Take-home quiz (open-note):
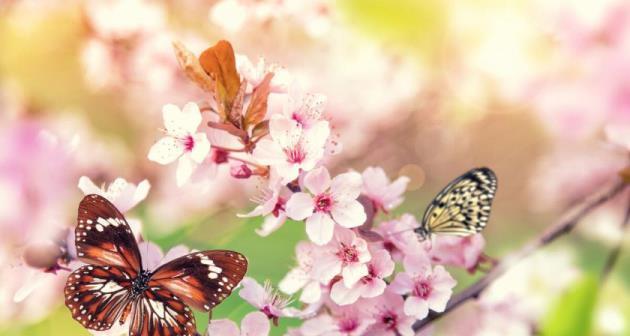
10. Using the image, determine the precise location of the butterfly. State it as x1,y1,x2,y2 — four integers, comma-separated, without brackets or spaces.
65,194,248,335
415,167,497,240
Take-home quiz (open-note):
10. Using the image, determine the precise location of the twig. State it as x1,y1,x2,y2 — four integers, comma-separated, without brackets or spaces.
413,179,628,333
600,192,630,282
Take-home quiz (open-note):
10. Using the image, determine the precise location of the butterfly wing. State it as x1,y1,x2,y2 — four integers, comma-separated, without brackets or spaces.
419,167,497,237
129,287,197,336
148,250,248,312
76,194,143,277
64,265,134,331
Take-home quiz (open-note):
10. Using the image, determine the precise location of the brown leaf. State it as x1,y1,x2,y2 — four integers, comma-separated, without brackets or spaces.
620,166,630,183
244,72,274,129
228,80,248,128
251,120,269,140
172,41,215,93
199,40,241,117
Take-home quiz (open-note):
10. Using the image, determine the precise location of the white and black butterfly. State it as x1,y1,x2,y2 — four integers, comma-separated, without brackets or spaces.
65,194,248,335
415,167,497,240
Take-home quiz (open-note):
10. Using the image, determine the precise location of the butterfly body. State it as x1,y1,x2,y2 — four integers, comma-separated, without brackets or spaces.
415,167,497,240
65,194,247,335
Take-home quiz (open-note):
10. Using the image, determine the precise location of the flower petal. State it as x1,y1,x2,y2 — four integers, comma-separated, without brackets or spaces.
303,167,331,195
238,277,266,308
305,212,335,245
331,171,363,201
269,114,301,148
330,280,362,305
206,319,240,336
255,214,287,237
240,311,271,336
286,193,315,220
163,102,202,136
252,138,285,165
404,296,429,319
189,132,211,163
342,262,368,287
176,154,198,187
148,136,184,164
77,176,101,195
331,200,366,228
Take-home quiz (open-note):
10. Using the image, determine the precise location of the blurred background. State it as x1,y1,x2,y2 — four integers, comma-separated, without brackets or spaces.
1,0,629,335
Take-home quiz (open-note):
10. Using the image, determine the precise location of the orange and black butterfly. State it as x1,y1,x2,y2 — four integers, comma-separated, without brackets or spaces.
65,194,248,335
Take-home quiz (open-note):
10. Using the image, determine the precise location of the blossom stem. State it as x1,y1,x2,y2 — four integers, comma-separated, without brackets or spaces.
412,178,629,333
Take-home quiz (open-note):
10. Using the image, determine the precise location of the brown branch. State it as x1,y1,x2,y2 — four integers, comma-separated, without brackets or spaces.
413,178,628,333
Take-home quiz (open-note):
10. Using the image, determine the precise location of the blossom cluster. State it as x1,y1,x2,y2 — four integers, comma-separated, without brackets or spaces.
145,39,488,335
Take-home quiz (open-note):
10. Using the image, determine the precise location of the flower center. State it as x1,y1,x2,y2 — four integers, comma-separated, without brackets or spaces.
338,318,359,332
381,311,398,330
272,197,286,217
314,194,333,212
336,243,359,264
183,135,195,151
412,279,432,299
285,145,306,163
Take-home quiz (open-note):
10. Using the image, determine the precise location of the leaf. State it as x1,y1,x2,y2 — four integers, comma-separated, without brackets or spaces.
172,41,215,93
540,274,599,336
244,72,274,129
199,40,241,119
228,80,247,128
251,120,269,140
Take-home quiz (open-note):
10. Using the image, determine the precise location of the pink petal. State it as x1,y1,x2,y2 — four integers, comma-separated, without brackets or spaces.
300,281,322,304
269,114,301,148
189,132,211,163
240,311,271,336
207,319,240,336
238,277,266,308
403,253,432,276
331,200,366,228
432,265,457,289
77,176,102,195
252,138,285,165
302,120,330,152
404,296,429,319
163,103,202,136
330,280,362,305
148,136,184,164
176,154,197,187
303,167,331,195
330,171,362,202
362,278,386,298
389,272,414,295
305,212,335,245
286,193,315,220
255,214,287,237
427,288,452,312
279,268,309,295
342,262,368,287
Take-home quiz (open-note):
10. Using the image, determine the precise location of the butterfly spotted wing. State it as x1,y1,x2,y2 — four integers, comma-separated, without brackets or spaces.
415,167,497,239
75,194,142,276
65,195,248,336
148,250,248,312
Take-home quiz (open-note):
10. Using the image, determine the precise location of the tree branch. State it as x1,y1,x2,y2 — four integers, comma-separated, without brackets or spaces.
413,178,628,333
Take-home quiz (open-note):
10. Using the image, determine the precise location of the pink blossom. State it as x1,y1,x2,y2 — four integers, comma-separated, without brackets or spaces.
253,115,329,184
274,84,327,129
239,184,292,237
373,214,423,261
148,102,211,186
285,167,366,245
312,228,371,288
280,242,322,304
207,311,270,336
390,254,456,319
429,234,486,271
236,54,292,93
361,167,409,213
330,247,394,305
239,277,293,324
77,176,150,213
363,292,415,336
84,0,165,39
299,305,374,336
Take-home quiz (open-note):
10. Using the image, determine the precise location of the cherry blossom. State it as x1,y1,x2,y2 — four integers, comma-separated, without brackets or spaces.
239,277,293,325
207,311,270,336
285,167,366,245
236,54,292,93
330,247,394,305
77,176,150,213
253,115,330,184
148,102,211,186
299,305,374,336
275,84,327,129
429,234,486,271
280,242,323,304
373,214,423,262
363,292,415,336
312,228,371,288
239,184,292,237
389,254,457,319
361,167,409,213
